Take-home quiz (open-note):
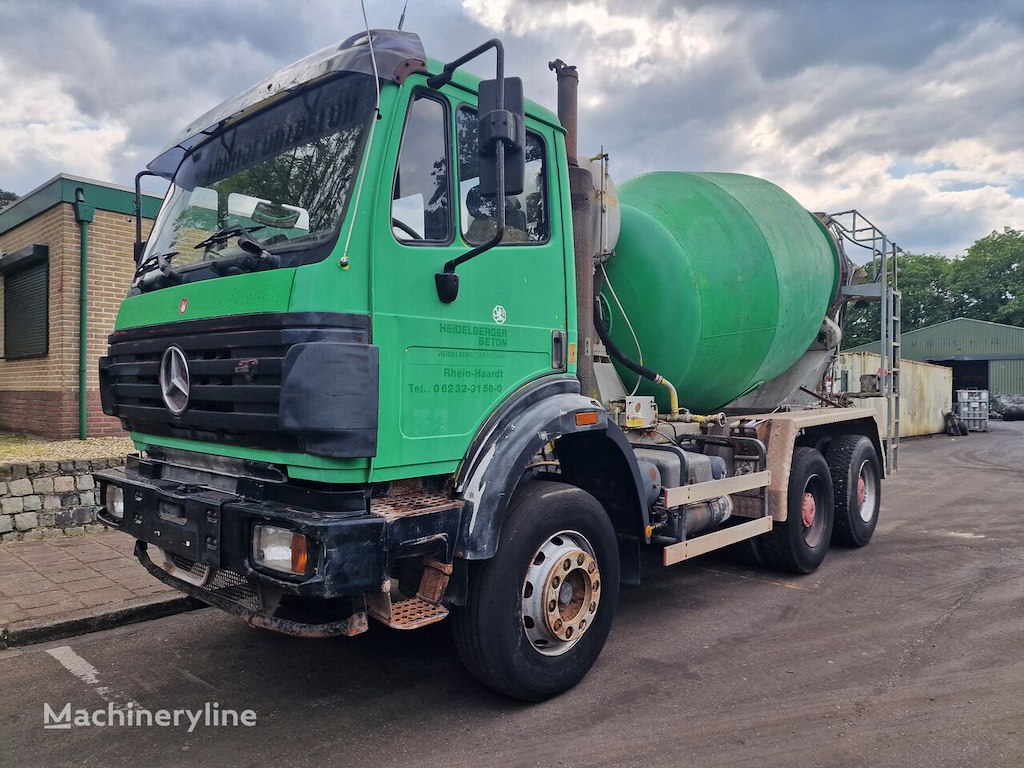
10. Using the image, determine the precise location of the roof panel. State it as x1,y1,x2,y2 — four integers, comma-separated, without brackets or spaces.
848,317,1024,360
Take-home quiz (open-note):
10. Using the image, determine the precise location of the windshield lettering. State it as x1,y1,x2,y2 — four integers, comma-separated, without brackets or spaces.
137,73,376,291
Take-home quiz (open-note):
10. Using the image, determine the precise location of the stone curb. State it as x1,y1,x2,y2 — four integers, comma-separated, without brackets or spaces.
0,593,206,650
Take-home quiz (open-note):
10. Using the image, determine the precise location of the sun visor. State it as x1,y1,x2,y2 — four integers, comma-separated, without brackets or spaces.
147,29,426,179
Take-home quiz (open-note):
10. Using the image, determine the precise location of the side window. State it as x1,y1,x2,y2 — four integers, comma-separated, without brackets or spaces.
457,107,548,245
392,93,451,243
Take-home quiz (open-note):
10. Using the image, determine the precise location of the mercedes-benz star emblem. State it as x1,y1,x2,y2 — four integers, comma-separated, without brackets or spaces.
159,346,191,415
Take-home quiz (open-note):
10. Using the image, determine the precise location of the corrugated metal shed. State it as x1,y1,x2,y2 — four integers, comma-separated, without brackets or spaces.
989,359,1024,396
847,318,1024,396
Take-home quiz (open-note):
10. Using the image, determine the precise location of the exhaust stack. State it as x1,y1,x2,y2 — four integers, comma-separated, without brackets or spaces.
548,59,579,166
550,59,597,398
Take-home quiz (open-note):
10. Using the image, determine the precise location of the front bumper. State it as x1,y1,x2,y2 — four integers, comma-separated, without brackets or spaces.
95,460,463,636
134,541,368,637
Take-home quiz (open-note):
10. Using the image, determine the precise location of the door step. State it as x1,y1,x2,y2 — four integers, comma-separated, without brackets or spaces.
368,596,450,630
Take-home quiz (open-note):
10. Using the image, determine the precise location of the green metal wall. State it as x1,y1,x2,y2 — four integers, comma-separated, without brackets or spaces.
988,359,1024,397
873,318,1024,360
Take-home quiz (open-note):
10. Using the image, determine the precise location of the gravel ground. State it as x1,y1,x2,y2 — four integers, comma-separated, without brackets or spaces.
0,435,134,463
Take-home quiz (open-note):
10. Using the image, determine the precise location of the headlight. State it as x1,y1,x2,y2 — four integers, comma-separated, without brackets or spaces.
252,524,310,576
104,484,125,521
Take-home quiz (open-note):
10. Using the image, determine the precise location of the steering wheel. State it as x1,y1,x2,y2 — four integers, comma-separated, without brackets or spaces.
392,218,422,241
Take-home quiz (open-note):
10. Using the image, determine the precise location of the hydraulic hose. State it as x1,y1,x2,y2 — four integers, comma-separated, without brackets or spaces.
593,298,681,417
593,297,657,382
593,297,726,427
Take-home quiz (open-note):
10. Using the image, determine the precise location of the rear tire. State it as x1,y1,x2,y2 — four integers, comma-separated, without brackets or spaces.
828,435,881,547
452,481,620,701
758,447,834,574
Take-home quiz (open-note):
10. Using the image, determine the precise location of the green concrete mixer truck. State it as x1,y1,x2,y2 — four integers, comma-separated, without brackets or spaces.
95,29,902,701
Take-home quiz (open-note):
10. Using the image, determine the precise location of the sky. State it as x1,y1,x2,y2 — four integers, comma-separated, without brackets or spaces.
0,0,1021,257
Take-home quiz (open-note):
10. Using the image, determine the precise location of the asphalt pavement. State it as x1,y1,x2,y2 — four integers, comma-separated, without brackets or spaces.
1,422,1022,768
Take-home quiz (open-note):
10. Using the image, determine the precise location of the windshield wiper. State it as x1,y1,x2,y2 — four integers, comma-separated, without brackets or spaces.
192,225,265,252
136,251,183,293
133,250,177,279
209,232,281,276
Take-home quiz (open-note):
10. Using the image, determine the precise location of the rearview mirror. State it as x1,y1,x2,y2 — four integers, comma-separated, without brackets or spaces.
477,77,525,197
251,201,301,229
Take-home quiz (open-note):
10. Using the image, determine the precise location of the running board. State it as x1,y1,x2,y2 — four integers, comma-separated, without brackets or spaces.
662,470,771,507
367,595,449,630
663,516,773,566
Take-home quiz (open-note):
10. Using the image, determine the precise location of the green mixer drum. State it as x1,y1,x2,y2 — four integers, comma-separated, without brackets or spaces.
603,172,838,412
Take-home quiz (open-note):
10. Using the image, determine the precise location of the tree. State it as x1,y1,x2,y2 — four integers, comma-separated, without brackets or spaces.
841,229,1024,348
949,227,1024,326
841,252,959,348
0,188,17,210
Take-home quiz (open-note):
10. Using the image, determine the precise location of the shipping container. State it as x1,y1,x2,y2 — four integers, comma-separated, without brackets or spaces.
837,353,952,437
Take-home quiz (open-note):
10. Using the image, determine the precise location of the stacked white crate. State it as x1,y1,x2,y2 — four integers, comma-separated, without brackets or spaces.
955,389,989,432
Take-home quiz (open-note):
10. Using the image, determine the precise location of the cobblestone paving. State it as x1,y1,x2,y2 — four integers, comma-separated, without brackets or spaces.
0,530,177,626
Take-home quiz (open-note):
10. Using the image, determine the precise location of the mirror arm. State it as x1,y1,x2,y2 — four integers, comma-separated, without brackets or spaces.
435,143,508,303
133,170,159,256
433,39,510,304
427,39,504,91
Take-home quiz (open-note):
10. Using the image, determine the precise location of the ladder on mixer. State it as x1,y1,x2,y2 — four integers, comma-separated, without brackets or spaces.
827,210,902,472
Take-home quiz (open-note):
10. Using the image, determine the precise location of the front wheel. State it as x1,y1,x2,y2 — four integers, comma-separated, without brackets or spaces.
452,481,620,701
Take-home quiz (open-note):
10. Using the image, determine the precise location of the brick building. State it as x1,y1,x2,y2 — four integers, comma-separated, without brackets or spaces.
0,174,161,438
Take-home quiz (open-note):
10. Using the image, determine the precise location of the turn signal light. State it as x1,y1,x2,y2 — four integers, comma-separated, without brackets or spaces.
252,525,310,576
575,411,600,426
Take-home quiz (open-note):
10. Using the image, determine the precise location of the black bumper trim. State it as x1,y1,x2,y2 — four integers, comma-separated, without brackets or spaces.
97,467,387,597
134,542,368,638
97,467,464,602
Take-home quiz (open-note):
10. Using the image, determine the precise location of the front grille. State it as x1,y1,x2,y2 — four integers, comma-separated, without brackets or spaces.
169,552,262,612
100,312,368,453
169,552,209,580
205,569,263,612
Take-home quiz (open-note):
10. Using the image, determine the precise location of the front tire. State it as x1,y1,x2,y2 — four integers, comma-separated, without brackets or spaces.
828,435,881,547
757,447,834,574
452,481,620,701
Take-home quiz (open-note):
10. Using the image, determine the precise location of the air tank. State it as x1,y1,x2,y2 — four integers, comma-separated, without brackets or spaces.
601,171,840,412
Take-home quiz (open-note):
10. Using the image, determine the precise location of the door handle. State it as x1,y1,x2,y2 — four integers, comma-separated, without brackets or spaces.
551,330,567,370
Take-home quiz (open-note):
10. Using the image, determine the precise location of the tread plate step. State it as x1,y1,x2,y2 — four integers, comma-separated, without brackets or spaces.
369,597,449,630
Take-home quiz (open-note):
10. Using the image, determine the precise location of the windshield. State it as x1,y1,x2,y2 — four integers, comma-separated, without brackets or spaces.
138,73,377,287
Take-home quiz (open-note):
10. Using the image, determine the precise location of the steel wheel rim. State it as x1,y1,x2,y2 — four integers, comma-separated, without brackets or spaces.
801,473,828,548
521,530,601,657
856,459,879,523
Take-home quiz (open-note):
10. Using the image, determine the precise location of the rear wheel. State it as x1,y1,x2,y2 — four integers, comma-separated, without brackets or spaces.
758,447,834,574
828,435,881,547
452,481,620,701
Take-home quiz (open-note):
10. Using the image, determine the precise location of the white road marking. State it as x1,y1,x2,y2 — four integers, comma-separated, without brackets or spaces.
46,645,138,705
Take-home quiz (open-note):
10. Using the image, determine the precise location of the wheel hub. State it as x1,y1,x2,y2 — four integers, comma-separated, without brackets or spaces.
522,531,601,656
857,460,878,523
801,492,816,528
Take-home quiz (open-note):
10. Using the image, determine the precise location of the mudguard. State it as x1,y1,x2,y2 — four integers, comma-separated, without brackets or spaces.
454,377,649,560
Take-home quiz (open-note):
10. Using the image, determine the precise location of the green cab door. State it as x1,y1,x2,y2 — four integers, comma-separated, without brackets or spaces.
370,84,570,480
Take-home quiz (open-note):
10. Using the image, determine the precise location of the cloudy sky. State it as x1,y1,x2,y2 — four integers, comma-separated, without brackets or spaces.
0,0,1021,256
